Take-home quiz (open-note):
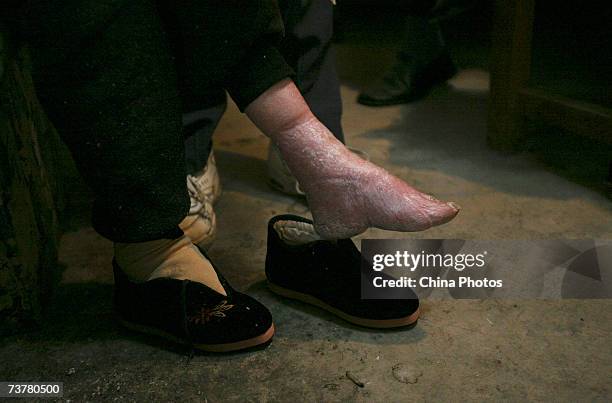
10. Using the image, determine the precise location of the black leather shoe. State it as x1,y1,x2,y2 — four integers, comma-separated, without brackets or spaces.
113,248,274,352
266,215,419,328
357,53,457,106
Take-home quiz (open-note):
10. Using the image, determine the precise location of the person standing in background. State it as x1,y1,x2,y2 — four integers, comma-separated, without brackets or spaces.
357,0,475,106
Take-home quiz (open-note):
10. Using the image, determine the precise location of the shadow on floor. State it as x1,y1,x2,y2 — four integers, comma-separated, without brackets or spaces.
360,84,611,199
3,276,423,356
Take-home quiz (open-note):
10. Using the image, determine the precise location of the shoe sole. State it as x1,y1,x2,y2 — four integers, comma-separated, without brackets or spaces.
119,319,275,353
268,282,419,329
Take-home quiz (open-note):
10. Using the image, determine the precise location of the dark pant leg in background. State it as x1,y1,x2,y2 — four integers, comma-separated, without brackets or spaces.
23,0,189,242
398,0,478,68
398,15,445,69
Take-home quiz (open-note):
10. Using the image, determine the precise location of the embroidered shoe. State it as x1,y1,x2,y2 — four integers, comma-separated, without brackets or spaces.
265,214,419,328
113,248,274,353
184,152,222,249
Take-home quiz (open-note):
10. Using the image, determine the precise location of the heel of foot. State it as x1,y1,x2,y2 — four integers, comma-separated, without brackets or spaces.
313,221,363,240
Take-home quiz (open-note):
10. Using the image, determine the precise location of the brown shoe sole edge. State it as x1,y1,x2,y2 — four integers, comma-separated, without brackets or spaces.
268,282,419,329
119,318,275,353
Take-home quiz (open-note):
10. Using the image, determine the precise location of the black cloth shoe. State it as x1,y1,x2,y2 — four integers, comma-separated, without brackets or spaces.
266,215,419,328
113,248,274,353
357,53,457,106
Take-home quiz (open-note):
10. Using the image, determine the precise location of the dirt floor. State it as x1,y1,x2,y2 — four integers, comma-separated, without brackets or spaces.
2,8,612,403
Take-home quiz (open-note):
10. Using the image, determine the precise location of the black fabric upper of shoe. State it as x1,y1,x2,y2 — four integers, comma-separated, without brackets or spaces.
266,215,419,320
357,53,457,105
113,252,272,346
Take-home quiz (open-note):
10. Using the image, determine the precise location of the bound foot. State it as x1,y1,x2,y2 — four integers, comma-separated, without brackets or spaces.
275,118,459,239
113,236,274,352
245,79,459,239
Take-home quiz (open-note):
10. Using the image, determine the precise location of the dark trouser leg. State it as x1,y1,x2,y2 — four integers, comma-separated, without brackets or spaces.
24,0,189,242
279,0,345,143
154,0,227,175
182,99,226,175
398,15,446,69
177,0,346,171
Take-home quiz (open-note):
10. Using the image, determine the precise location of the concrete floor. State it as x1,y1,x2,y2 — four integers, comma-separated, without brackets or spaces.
2,15,612,402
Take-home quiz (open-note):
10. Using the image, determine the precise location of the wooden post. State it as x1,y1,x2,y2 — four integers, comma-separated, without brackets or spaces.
487,0,535,152
0,33,65,335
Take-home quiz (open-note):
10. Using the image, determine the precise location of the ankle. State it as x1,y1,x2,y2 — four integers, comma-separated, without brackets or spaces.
114,236,190,282
114,235,227,296
246,79,316,136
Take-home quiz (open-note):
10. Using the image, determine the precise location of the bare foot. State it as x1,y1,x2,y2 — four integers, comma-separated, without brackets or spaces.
245,79,459,239
276,118,459,239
